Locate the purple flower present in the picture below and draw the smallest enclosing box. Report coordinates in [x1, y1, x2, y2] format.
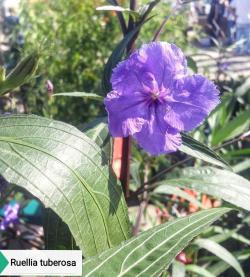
[104, 42, 220, 155]
[0, 203, 20, 230]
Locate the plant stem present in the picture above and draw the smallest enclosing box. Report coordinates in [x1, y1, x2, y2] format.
[131, 133, 249, 197]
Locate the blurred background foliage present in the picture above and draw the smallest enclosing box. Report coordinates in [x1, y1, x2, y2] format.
[17, 0, 187, 125]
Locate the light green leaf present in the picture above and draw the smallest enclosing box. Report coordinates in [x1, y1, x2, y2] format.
[157, 167, 250, 211]
[0, 114, 131, 257]
[209, 250, 250, 276]
[154, 185, 202, 208]
[53, 92, 103, 101]
[235, 77, 250, 97]
[180, 133, 230, 169]
[211, 110, 250, 145]
[82, 117, 111, 161]
[83, 208, 231, 276]
[194, 239, 244, 277]
[185, 264, 215, 277]
[172, 261, 185, 277]
[233, 159, 250, 173]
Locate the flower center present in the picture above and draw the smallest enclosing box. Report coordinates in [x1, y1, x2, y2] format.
[151, 90, 160, 100]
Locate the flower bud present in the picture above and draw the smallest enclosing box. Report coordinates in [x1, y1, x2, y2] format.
[0, 51, 39, 96]
[46, 79, 54, 99]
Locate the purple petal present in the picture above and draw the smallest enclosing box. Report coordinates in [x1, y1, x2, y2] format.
[104, 90, 149, 137]
[164, 75, 220, 131]
[111, 42, 187, 96]
[133, 105, 182, 155]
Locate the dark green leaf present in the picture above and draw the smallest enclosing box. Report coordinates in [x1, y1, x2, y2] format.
[180, 133, 230, 169]
[43, 208, 77, 250]
[187, 56, 198, 73]
[102, 21, 148, 93]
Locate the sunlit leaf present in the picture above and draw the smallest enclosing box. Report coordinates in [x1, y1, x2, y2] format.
[83, 208, 231, 276]
[158, 167, 250, 211]
[211, 109, 250, 145]
[194, 239, 244, 277]
[0, 114, 131, 257]
[154, 184, 202, 208]
[180, 133, 230, 169]
[53, 92, 103, 101]
[185, 264, 215, 277]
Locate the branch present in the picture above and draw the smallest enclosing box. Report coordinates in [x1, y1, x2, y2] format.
[131, 133, 249, 197]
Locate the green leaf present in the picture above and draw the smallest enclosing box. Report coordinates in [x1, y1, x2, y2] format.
[154, 185, 202, 208]
[210, 226, 250, 245]
[211, 109, 250, 145]
[102, 20, 149, 93]
[194, 239, 244, 277]
[0, 52, 39, 96]
[172, 261, 185, 277]
[43, 208, 77, 250]
[185, 265, 215, 277]
[180, 133, 230, 169]
[53, 92, 103, 101]
[82, 117, 111, 161]
[233, 159, 250, 173]
[224, 148, 250, 159]
[158, 167, 250, 211]
[83, 208, 231, 276]
[209, 250, 250, 276]
[0, 114, 131, 257]
[187, 56, 198, 73]
[235, 77, 250, 97]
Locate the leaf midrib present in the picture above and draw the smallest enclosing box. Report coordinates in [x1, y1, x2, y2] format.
[0, 136, 112, 249]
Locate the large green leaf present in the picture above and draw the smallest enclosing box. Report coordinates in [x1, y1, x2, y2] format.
[83, 208, 231, 276]
[180, 133, 230, 169]
[0, 114, 131, 257]
[158, 167, 250, 211]
[194, 239, 244, 277]
[211, 109, 250, 145]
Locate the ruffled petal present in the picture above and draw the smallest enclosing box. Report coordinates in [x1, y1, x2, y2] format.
[104, 90, 149, 137]
[133, 106, 182, 155]
[111, 42, 187, 96]
[164, 75, 220, 131]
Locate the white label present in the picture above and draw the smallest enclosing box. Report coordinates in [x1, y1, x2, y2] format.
[0, 250, 82, 276]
